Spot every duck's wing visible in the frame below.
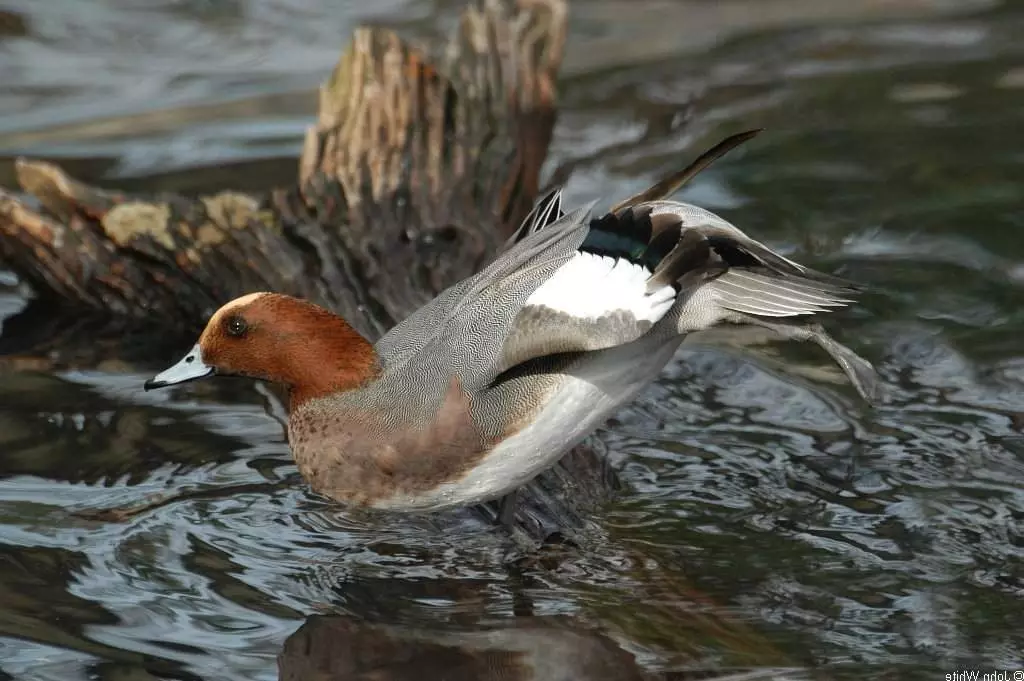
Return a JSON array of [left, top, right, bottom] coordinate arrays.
[[636, 200, 859, 331], [488, 198, 860, 379], [383, 130, 865, 396], [496, 129, 758, 253], [609, 129, 762, 214], [374, 201, 594, 369], [373, 189, 560, 364], [377, 133, 756, 366], [488, 204, 710, 376], [605, 127, 858, 325], [484, 128, 855, 378], [502, 186, 565, 250]]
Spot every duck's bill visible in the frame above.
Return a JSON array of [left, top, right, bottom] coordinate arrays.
[[144, 344, 214, 391]]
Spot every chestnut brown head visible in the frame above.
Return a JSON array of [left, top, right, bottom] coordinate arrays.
[[144, 292, 378, 406]]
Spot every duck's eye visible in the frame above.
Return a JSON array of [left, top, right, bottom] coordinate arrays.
[[225, 315, 249, 338]]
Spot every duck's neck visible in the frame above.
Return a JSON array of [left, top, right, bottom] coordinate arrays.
[[278, 311, 380, 411]]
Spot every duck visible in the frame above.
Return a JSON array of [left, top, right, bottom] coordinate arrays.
[[144, 130, 877, 522]]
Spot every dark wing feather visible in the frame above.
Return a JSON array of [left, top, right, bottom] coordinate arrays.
[[610, 129, 763, 213], [581, 201, 859, 322], [503, 187, 564, 250]]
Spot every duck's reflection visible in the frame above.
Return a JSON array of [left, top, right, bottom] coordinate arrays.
[[277, 614, 647, 681]]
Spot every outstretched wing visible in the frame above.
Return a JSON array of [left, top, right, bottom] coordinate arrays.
[[382, 130, 860, 392], [375, 202, 594, 373], [493, 128, 858, 376], [375, 187, 566, 366], [493, 206, 693, 374], [634, 200, 859, 331]]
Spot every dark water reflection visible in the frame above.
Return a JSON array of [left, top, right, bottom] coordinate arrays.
[[2, 1, 1024, 680]]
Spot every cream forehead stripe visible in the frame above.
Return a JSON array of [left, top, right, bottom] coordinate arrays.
[[207, 292, 270, 326]]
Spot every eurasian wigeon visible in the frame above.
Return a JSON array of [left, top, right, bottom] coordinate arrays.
[[145, 131, 877, 520]]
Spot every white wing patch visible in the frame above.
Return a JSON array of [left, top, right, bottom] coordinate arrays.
[[526, 252, 676, 323]]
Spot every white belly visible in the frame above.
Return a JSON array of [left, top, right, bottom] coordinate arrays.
[[375, 334, 683, 512]]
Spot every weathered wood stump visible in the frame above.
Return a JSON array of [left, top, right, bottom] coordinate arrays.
[[0, 0, 621, 540], [0, 0, 564, 347]]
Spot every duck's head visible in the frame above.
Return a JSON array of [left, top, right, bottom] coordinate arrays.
[[144, 292, 379, 406]]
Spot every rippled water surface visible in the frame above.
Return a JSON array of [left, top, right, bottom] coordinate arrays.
[[1, 1, 1023, 679]]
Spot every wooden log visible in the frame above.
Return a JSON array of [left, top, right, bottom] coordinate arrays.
[[0, 0, 565, 346], [1, 0, 618, 542]]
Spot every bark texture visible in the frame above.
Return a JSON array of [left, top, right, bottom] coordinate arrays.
[[0, 0, 565, 344], [0, 0, 620, 540]]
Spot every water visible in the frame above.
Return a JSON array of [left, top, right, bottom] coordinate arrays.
[[1, 1, 1023, 679]]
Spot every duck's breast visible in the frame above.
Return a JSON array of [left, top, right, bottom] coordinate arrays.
[[289, 376, 489, 510]]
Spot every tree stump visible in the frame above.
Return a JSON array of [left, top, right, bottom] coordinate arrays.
[[0, 0, 565, 349], [0, 0, 619, 540]]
